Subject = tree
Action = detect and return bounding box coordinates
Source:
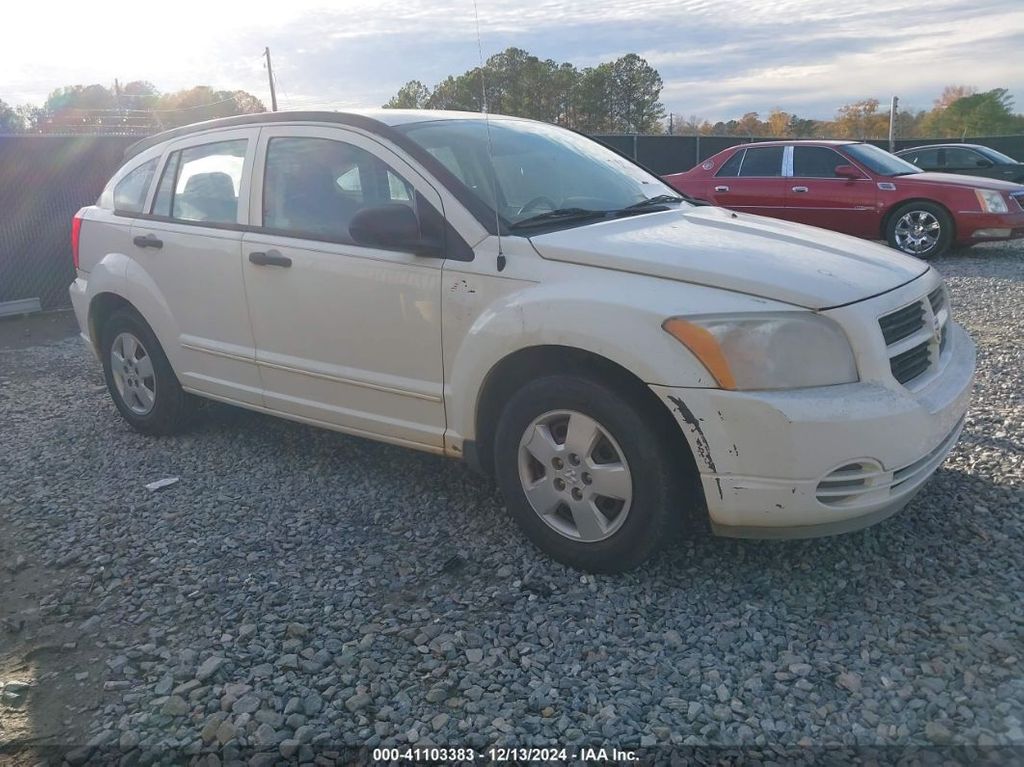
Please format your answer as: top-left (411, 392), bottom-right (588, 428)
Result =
top-left (833, 99), bottom-right (888, 139)
top-left (385, 80), bottom-right (431, 109)
top-left (934, 85), bottom-right (976, 110)
top-left (765, 108), bottom-right (791, 137)
top-left (925, 89), bottom-right (1018, 137)
top-left (607, 54), bottom-right (664, 133)
top-left (0, 99), bottom-right (21, 132)
top-left (734, 112), bottom-right (763, 136)
top-left (382, 48), bottom-right (664, 133)
top-left (153, 86), bottom-right (265, 128)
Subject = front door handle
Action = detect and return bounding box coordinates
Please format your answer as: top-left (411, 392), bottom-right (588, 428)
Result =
top-left (249, 249), bottom-right (292, 268)
top-left (714, 185), bottom-right (730, 193)
top-left (791, 186), bottom-right (809, 193)
top-left (133, 234), bottom-right (163, 249)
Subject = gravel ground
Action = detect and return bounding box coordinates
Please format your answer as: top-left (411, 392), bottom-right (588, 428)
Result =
top-left (1, 242), bottom-right (1022, 764)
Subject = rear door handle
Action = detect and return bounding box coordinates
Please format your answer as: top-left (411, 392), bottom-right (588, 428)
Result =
top-left (791, 186), bottom-right (809, 193)
top-left (714, 185), bottom-right (730, 193)
top-left (249, 249), bottom-right (292, 268)
top-left (133, 234), bottom-right (163, 249)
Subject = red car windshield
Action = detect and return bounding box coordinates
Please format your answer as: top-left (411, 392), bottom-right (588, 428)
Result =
top-left (845, 144), bottom-right (923, 177)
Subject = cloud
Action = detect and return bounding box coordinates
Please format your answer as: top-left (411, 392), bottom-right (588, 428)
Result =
top-left (1, 0), bottom-right (1021, 121)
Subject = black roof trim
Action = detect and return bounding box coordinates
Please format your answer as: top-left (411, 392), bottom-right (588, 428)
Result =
top-left (124, 111), bottom-right (501, 236)
top-left (123, 111), bottom-right (396, 161)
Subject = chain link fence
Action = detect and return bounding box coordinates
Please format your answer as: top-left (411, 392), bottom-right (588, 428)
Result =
top-left (0, 135), bottom-right (135, 311)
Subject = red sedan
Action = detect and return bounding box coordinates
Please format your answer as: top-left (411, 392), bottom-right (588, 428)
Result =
top-left (663, 140), bottom-right (1024, 258)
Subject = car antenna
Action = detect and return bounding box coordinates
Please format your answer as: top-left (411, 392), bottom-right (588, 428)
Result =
top-left (472, 0), bottom-right (506, 271)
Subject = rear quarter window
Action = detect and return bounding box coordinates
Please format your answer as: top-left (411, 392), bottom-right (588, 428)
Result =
top-left (113, 158), bottom-right (158, 213)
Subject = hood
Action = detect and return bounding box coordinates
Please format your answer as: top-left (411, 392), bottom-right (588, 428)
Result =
top-left (529, 206), bottom-right (928, 310)
top-left (902, 172), bottom-right (1024, 191)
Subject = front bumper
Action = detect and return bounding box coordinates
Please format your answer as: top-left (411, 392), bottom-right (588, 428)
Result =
top-left (652, 321), bottom-right (975, 538)
top-left (955, 208), bottom-right (1024, 244)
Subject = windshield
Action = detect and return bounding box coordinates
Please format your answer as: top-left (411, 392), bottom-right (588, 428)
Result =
top-left (397, 118), bottom-right (684, 229)
top-left (845, 143), bottom-right (923, 176)
top-left (977, 146), bottom-right (1018, 164)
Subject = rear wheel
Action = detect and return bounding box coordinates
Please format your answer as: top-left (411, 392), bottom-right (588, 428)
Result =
top-left (885, 202), bottom-right (953, 259)
top-left (493, 375), bottom-right (684, 573)
top-left (100, 309), bottom-right (193, 435)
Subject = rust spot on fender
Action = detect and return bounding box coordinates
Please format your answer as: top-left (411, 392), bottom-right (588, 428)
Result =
top-left (667, 395), bottom-right (717, 474)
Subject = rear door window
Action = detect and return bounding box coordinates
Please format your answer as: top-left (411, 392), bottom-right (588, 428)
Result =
top-left (113, 158), bottom-right (158, 214)
top-left (738, 147), bottom-right (784, 177)
top-left (903, 147), bottom-right (939, 169)
top-left (151, 139), bottom-right (247, 225)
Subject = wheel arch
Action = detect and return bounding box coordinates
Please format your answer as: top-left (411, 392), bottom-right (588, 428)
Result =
top-left (469, 345), bottom-right (703, 506)
top-left (881, 197), bottom-right (957, 242)
top-left (88, 292), bottom-right (142, 350)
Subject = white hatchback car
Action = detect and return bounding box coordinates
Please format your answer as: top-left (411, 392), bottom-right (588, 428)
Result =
top-left (70, 110), bottom-right (975, 572)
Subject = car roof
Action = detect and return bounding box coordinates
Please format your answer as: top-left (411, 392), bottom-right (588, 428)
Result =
top-left (895, 143), bottom-right (989, 152)
top-left (123, 109), bottom-right (531, 161)
top-left (726, 139), bottom-right (860, 149)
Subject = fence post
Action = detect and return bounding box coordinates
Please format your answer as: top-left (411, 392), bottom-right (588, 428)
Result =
top-left (695, 134), bottom-right (700, 166)
top-left (632, 133), bottom-right (638, 160)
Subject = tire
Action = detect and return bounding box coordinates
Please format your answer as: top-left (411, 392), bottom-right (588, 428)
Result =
top-left (885, 201), bottom-right (954, 259)
top-left (493, 374), bottom-right (684, 573)
top-left (99, 308), bottom-right (193, 435)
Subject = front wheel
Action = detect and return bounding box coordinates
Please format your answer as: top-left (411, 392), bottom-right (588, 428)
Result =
top-left (493, 375), bottom-right (684, 573)
top-left (885, 202), bottom-right (953, 259)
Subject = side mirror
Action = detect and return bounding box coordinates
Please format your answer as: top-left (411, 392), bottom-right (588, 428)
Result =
top-left (976, 158), bottom-right (993, 168)
top-left (834, 164), bottom-right (861, 180)
top-left (349, 204), bottom-right (441, 257)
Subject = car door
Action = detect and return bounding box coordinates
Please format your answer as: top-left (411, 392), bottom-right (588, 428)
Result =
top-left (705, 146), bottom-right (787, 216)
top-left (241, 125), bottom-right (446, 450)
top-left (942, 146), bottom-right (999, 179)
top-left (129, 129), bottom-right (263, 406)
top-left (782, 145), bottom-right (878, 238)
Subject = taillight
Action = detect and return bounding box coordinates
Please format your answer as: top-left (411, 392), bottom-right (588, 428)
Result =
top-left (71, 212), bottom-right (83, 270)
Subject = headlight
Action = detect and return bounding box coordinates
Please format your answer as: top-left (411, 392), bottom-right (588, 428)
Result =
top-left (662, 313), bottom-right (858, 390)
top-left (975, 189), bottom-right (1008, 214)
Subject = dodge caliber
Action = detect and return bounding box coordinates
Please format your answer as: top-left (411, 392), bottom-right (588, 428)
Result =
top-left (69, 111), bottom-right (975, 572)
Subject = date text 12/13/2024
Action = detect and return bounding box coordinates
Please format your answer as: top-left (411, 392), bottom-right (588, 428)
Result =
top-left (372, 746), bottom-right (638, 762)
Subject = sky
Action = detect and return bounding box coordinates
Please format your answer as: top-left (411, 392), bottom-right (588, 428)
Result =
top-left (2, 0), bottom-right (1022, 122)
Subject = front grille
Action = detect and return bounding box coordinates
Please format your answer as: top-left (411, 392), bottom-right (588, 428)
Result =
top-left (878, 287), bottom-right (949, 387)
top-left (1011, 191), bottom-right (1024, 211)
top-left (890, 340), bottom-right (932, 384)
top-left (878, 301), bottom-right (925, 345)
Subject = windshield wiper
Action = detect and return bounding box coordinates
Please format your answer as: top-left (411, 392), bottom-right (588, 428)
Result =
top-left (509, 208), bottom-right (610, 229)
top-left (618, 194), bottom-right (684, 211)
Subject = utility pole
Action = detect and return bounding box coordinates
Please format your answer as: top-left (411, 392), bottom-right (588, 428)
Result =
top-left (668, 113), bottom-right (674, 136)
top-left (888, 95), bottom-right (899, 153)
top-left (264, 47), bottom-right (278, 112)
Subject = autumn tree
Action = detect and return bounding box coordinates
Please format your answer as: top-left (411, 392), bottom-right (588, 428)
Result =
top-left (832, 99), bottom-right (888, 139)
top-left (765, 108), bottom-right (791, 137)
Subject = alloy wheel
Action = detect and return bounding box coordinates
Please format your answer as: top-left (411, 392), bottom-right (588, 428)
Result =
top-left (110, 332), bottom-right (156, 415)
top-left (517, 409), bottom-right (633, 542)
top-left (894, 210), bottom-right (941, 255)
